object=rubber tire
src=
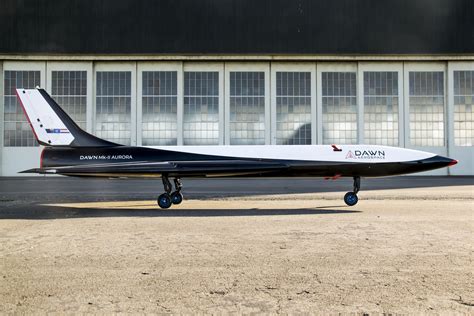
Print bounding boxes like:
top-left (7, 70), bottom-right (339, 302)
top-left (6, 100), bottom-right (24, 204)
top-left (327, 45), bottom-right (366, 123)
top-left (158, 193), bottom-right (172, 209)
top-left (171, 191), bottom-right (183, 205)
top-left (344, 192), bottom-right (358, 206)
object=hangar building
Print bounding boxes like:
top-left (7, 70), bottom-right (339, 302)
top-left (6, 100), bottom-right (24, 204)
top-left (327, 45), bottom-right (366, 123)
top-left (0, 0), bottom-right (473, 176)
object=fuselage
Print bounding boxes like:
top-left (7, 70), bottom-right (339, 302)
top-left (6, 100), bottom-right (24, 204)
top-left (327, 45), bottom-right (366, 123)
top-left (35, 144), bottom-right (456, 178)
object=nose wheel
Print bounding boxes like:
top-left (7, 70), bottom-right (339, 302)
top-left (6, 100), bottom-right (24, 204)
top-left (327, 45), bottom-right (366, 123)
top-left (344, 176), bottom-right (360, 206)
top-left (157, 175), bottom-right (184, 208)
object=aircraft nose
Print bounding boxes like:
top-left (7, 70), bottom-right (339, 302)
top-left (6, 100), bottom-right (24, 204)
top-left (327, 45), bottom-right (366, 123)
top-left (434, 155), bottom-right (458, 167)
top-left (447, 158), bottom-right (458, 167)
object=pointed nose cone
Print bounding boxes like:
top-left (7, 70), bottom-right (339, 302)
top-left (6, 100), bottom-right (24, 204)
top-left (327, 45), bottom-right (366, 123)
top-left (447, 158), bottom-right (458, 167)
top-left (433, 155), bottom-right (458, 167)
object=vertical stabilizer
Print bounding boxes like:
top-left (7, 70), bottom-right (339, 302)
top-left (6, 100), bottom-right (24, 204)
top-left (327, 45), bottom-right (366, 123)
top-left (16, 88), bottom-right (118, 147)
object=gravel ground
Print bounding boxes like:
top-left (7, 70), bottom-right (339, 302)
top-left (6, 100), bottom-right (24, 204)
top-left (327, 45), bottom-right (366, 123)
top-left (0, 182), bottom-right (473, 313)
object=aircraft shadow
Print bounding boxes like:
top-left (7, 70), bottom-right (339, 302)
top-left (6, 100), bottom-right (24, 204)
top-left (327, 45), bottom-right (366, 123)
top-left (0, 176), bottom-right (472, 200)
top-left (0, 176), bottom-right (470, 220)
top-left (0, 205), bottom-right (360, 220)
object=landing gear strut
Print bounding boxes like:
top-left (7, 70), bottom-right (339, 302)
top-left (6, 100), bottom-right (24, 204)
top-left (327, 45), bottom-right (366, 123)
top-left (157, 175), bottom-right (184, 209)
top-left (344, 176), bottom-right (360, 206)
top-left (170, 178), bottom-right (183, 205)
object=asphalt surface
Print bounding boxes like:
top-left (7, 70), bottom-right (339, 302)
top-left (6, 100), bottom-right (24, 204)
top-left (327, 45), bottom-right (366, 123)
top-left (0, 175), bottom-right (472, 202)
top-left (0, 175), bottom-right (472, 219)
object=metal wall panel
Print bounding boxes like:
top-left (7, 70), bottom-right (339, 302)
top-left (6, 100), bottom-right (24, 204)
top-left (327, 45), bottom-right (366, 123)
top-left (0, 0), bottom-right (473, 55)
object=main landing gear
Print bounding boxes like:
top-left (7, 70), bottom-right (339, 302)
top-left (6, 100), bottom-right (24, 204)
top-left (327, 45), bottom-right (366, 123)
top-left (157, 175), bottom-right (183, 209)
top-left (344, 176), bottom-right (360, 206)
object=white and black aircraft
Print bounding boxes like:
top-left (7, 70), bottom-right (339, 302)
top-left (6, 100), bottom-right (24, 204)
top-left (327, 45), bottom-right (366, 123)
top-left (17, 88), bottom-right (458, 208)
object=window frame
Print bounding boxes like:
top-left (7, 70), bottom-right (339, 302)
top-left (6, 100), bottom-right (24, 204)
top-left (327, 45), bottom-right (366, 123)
top-left (46, 62), bottom-right (93, 133)
top-left (447, 61), bottom-right (474, 148)
top-left (225, 62), bottom-right (270, 145)
top-left (446, 61), bottom-right (474, 175)
top-left (137, 62), bottom-right (182, 146)
top-left (183, 62), bottom-right (224, 146)
top-left (3, 61), bottom-right (46, 147)
top-left (403, 62), bottom-right (447, 150)
top-left (317, 62), bottom-right (358, 145)
top-left (358, 62), bottom-right (404, 146)
top-left (271, 62), bottom-right (316, 145)
top-left (93, 62), bottom-right (137, 146)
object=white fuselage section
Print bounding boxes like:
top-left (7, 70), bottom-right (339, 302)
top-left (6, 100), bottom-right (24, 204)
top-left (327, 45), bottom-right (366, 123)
top-left (148, 145), bottom-right (436, 163)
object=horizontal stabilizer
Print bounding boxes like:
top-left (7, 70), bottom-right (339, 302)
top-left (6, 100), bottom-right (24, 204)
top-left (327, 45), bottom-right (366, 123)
top-left (19, 168), bottom-right (40, 174)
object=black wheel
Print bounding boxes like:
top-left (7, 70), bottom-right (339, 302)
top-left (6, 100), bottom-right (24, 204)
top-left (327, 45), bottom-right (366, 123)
top-left (157, 193), bottom-right (172, 209)
top-left (171, 191), bottom-right (183, 205)
top-left (344, 191), bottom-right (358, 206)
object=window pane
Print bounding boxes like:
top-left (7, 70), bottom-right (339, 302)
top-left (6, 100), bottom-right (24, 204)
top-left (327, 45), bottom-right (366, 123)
top-left (276, 72), bottom-right (311, 145)
top-left (322, 72), bottom-right (357, 144)
top-left (95, 71), bottom-right (131, 145)
top-left (184, 72), bottom-right (219, 145)
top-left (142, 71), bottom-right (177, 146)
top-left (363, 71), bottom-right (399, 146)
top-left (454, 70), bottom-right (474, 146)
top-left (229, 72), bottom-right (265, 145)
top-left (409, 71), bottom-right (445, 147)
top-left (51, 71), bottom-right (87, 130)
top-left (4, 71), bottom-right (40, 147)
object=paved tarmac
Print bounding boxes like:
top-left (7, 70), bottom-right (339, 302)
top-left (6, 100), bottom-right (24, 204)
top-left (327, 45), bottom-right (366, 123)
top-left (0, 175), bottom-right (472, 201)
top-left (0, 176), bottom-right (473, 313)
top-left (0, 176), bottom-right (472, 219)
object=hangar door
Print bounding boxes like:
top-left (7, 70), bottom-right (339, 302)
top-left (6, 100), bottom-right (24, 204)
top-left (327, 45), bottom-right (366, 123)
top-left (447, 62), bottom-right (474, 175)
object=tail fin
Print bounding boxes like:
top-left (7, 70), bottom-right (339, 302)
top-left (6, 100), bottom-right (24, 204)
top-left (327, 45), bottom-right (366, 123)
top-left (16, 88), bottom-right (118, 147)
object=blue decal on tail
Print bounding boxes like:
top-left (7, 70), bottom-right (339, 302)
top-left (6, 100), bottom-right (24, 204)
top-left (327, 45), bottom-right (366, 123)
top-left (45, 128), bottom-right (70, 134)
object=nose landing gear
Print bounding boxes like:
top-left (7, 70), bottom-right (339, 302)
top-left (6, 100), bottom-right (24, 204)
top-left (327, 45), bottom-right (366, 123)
top-left (157, 175), bottom-right (184, 209)
top-left (344, 176), bottom-right (360, 206)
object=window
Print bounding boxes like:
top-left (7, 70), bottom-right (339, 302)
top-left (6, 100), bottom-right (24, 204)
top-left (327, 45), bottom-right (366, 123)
top-left (184, 72), bottom-right (219, 145)
top-left (142, 71), bottom-right (177, 146)
top-left (454, 71), bottom-right (474, 146)
top-left (364, 72), bottom-right (399, 146)
top-left (51, 71), bottom-right (87, 130)
top-left (95, 72), bottom-right (131, 145)
top-left (409, 72), bottom-right (444, 146)
top-left (276, 72), bottom-right (311, 145)
top-left (322, 72), bottom-right (357, 144)
top-left (4, 71), bottom-right (40, 147)
top-left (229, 72), bottom-right (265, 145)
